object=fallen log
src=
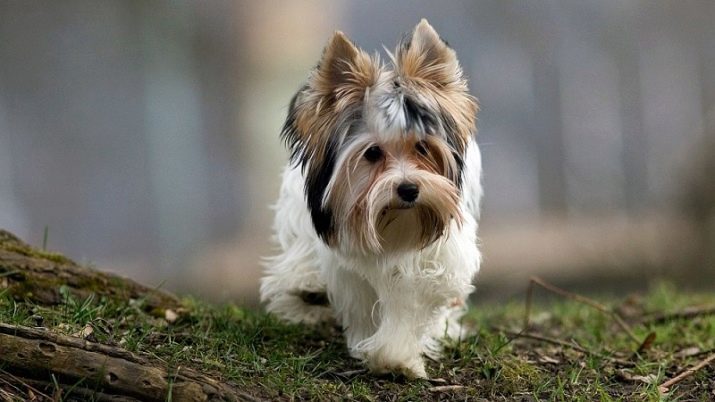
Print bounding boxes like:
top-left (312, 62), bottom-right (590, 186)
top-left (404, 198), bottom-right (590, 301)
top-left (0, 323), bottom-right (249, 401)
top-left (0, 230), bottom-right (256, 401)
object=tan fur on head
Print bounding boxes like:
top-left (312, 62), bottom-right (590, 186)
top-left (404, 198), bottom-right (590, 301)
top-left (281, 20), bottom-right (478, 251)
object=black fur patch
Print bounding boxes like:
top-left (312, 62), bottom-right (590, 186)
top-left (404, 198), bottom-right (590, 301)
top-left (452, 151), bottom-right (464, 190)
top-left (403, 95), bottom-right (438, 134)
top-left (439, 108), bottom-right (459, 142)
top-left (436, 107), bottom-right (466, 189)
top-left (304, 136), bottom-right (338, 241)
top-left (297, 290), bottom-right (329, 306)
top-left (280, 86), bottom-right (336, 241)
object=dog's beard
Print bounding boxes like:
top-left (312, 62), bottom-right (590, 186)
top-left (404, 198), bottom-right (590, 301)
top-left (333, 169), bottom-right (463, 254)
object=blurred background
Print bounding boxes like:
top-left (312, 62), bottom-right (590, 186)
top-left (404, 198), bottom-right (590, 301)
top-left (1, 1), bottom-right (713, 305)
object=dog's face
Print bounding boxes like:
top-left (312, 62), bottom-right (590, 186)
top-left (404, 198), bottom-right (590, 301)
top-left (282, 20), bottom-right (478, 254)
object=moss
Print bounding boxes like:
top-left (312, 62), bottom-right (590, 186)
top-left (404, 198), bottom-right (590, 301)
top-left (7, 276), bottom-right (63, 303)
top-left (0, 229), bottom-right (73, 265)
top-left (148, 306), bottom-right (168, 318)
top-left (1, 243), bottom-right (72, 265)
top-left (497, 357), bottom-right (545, 393)
top-left (73, 274), bottom-right (114, 293)
top-left (0, 231), bottom-right (180, 311)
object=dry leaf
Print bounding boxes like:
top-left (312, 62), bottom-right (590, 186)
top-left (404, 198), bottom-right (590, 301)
top-left (72, 324), bottom-right (94, 339)
top-left (674, 347), bottom-right (701, 358)
top-left (537, 354), bottom-right (561, 364)
top-left (632, 374), bottom-right (657, 384)
top-left (637, 332), bottom-right (657, 354)
top-left (617, 369), bottom-right (657, 384)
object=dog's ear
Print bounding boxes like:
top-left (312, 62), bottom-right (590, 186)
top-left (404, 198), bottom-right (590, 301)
top-left (299, 32), bottom-right (359, 244)
top-left (394, 19), bottom-right (477, 179)
top-left (282, 32), bottom-right (377, 245)
top-left (314, 32), bottom-right (359, 90)
top-left (396, 19), bottom-right (461, 86)
top-left (282, 32), bottom-right (372, 167)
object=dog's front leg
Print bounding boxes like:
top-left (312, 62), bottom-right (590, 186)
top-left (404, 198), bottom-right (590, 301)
top-left (354, 273), bottom-right (446, 379)
top-left (323, 267), bottom-right (378, 358)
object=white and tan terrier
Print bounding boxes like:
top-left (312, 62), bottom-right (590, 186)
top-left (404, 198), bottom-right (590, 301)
top-left (261, 19), bottom-right (482, 378)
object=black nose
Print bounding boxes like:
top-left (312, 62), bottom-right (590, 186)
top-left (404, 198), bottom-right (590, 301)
top-left (397, 182), bottom-right (419, 202)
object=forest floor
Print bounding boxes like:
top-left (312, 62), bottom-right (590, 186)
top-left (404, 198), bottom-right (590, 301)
top-left (1, 232), bottom-right (714, 401)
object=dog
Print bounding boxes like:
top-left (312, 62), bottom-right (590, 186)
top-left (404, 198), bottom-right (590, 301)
top-left (261, 19), bottom-right (482, 379)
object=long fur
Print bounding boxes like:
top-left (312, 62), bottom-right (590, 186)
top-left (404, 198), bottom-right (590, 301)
top-left (261, 19), bottom-right (482, 379)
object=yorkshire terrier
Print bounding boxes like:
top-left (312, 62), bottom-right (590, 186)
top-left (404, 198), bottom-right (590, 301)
top-left (261, 19), bottom-right (482, 378)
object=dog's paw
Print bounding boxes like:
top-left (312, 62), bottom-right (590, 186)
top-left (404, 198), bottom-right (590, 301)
top-left (365, 352), bottom-right (427, 379)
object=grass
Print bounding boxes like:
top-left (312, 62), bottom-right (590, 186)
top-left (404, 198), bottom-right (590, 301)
top-left (1, 282), bottom-right (714, 401)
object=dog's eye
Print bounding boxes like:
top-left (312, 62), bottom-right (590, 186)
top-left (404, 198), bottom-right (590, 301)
top-left (364, 145), bottom-right (383, 162)
top-left (416, 141), bottom-right (429, 156)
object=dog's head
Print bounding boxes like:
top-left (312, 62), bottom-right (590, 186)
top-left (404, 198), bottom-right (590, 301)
top-left (282, 19), bottom-right (478, 254)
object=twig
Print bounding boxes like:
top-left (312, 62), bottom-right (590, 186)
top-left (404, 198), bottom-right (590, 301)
top-left (0, 270), bottom-right (20, 278)
top-left (642, 306), bottom-right (715, 326)
top-left (658, 352), bottom-right (715, 394)
top-left (235, 390), bottom-right (269, 402)
top-left (0, 367), bottom-right (52, 400)
top-left (21, 377), bottom-right (145, 402)
top-left (499, 327), bottom-right (590, 355)
top-left (428, 385), bottom-right (465, 393)
top-left (524, 276), bottom-right (641, 345)
top-left (496, 327), bottom-right (633, 367)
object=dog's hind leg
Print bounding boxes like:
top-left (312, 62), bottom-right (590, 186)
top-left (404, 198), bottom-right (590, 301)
top-left (260, 165), bottom-right (333, 324)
